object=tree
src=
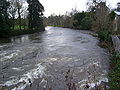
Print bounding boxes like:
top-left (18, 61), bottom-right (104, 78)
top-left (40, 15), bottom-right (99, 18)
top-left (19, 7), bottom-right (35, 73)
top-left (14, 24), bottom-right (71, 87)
top-left (22, 7), bottom-right (28, 30)
top-left (9, 0), bottom-right (17, 30)
top-left (81, 16), bottom-right (93, 30)
top-left (0, 0), bottom-right (10, 37)
top-left (87, 0), bottom-right (110, 31)
top-left (109, 11), bottom-right (116, 21)
top-left (86, 0), bottom-right (114, 41)
top-left (73, 11), bottom-right (86, 28)
top-left (95, 2), bottom-right (110, 31)
top-left (9, 0), bottom-right (28, 30)
top-left (46, 14), bottom-right (65, 27)
top-left (63, 10), bottom-right (75, 28)
top-left (27, 0), bottom-right (44, 30)
top-left (16, 0), bottom-right (24, 30)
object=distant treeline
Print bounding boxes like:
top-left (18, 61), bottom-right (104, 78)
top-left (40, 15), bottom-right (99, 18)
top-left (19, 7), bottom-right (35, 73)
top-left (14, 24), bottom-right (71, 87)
top-left (0, 0), bottom-right (44, 38)
top-left (44, 0), bottom-right (117, 35)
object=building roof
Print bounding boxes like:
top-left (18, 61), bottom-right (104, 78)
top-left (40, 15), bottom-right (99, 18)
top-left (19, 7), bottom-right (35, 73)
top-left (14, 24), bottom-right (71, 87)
top-left (115, 11), bottom-right (120, 16)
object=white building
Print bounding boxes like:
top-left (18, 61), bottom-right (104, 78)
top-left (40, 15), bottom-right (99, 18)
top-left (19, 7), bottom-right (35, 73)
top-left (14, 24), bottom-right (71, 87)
top-left (114, 3), bottom-right (120, 31)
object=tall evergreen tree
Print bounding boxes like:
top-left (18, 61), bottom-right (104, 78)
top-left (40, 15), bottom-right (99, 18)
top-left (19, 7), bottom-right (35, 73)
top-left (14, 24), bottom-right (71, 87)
top-left (0, 0), bottom-right (10, 37)
top-left (27, 0), bottom-right (44, 30)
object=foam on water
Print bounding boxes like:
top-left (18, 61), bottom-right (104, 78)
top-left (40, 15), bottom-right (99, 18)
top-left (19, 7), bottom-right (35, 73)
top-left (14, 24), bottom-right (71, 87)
top-left (0, 50), bottom-right (20, 61)
top-left (0, 52), bottom-right (7, 56)
top-left (3, 63), bottom-right (46, 90)
top-left (0, 53), bottom-right (18, 61)
top-left (5, 53), bottom-right (18, 59)
top-left (89, 77), bottom-right (108, 88)
top-left (0, 45), bottom-right (7, 48)
top-left (12, 67), bottom-right (24, 71)
top-left (78, 77), bottom-right (108, 89)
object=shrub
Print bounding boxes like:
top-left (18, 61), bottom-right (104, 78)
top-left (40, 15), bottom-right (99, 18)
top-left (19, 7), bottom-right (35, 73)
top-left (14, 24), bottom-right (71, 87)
top-left (81, 17), bottom-right (93, 30)
top-left (98, 30), bottom-right (111, 42)
top-left (73, 11), bottom-right (86, 28)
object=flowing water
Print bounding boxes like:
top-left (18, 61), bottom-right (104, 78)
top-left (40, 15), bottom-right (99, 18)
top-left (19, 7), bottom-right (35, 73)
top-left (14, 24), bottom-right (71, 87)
top-left (0, 26), bottom-right (109, 90)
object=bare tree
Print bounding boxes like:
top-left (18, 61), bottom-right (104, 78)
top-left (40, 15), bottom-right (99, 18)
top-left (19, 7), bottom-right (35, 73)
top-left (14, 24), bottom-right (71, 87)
top-left (8, 0), bottom-right (17, 30)
top-left (8, 0), bottom-right (26, 30)
top-left (16, 0), bottom-right (24, 30)
top-left (21, 6), bottom-right (29, 30)
top-left (87, 0), bottom-right (111, 32)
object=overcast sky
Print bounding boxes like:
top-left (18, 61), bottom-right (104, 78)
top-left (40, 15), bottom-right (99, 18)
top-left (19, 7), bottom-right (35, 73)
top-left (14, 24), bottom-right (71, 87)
top-left (40, 0), bottom-right (120, 17)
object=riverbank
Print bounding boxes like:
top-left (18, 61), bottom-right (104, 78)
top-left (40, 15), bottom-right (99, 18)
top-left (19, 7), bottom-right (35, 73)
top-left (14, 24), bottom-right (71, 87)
top-left (0, 29), bottom-right (44, 43)
top-left (10, 29), bottom-right (44, 36)
top-left (0, 28), bottom-right (45, 38)
top-left (108, 36), bottom-right (120, 89)
top-left (108, 53), bottom-right (120, 89)
top-left (98, 35), bottom-right (120, 89)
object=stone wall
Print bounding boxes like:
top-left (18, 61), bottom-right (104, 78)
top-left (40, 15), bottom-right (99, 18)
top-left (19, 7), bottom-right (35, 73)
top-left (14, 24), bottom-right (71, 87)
top-left (117, 16), bottom-right (120, 30)
top-left (112, 36), bottom-right (120, 53)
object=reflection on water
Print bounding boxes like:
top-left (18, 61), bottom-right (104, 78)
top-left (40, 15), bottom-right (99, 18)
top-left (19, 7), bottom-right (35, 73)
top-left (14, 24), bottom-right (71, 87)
top-left (0, 36), bottom-right (30, 44)
top-left (0, 38), bottom-right (11, 44)
top-left (0, 32), bottom-right (44, 44)
top-left (0, 27), bottom-right (50, 45)
top-left (11, 36), bottom-right (30, 44)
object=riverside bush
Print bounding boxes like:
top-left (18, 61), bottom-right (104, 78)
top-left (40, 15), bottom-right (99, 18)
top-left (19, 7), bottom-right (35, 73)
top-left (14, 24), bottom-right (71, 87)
top-left (98, 30), bottom-right (111, 42)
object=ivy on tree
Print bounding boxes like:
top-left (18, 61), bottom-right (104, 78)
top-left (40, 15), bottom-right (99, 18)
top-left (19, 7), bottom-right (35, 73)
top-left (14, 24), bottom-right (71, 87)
top-left (27, 0), bottom-right (44, 30)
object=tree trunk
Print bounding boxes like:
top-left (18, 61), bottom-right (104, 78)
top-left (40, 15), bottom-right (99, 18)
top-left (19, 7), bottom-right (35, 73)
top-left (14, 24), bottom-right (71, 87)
top-left (12, 17), bottom-right (15, 30)
top-left (18, 9), bottom-right (21, 30)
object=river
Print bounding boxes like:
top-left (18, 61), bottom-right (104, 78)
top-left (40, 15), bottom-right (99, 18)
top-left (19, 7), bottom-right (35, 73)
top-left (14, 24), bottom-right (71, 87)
top-left (0, 26), bottom-right (109, 90)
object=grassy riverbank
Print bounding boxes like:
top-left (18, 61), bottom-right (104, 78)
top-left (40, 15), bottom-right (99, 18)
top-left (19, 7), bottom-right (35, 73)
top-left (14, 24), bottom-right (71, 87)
top-left (109, 53), bottom-right (120, 89)
top-left (98, 31), bottom-right (120, 89)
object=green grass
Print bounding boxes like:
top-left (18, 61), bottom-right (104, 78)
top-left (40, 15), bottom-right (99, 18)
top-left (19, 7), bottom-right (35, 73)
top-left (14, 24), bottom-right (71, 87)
top-left (10, 25), bottom-right (28, 30)
top-left (48, 25), bottom-right (64, 27)
top-left (9, 25), bottom-right (45, 36)
top-left (109, 53), bottom-right (120, 90)
top-left (97, 30), bottom-right (120, 90)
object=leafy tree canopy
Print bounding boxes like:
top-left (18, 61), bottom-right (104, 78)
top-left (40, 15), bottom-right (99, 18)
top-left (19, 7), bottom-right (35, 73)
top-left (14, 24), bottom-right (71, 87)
top-left (0, 0), bottom-right (10, 37)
